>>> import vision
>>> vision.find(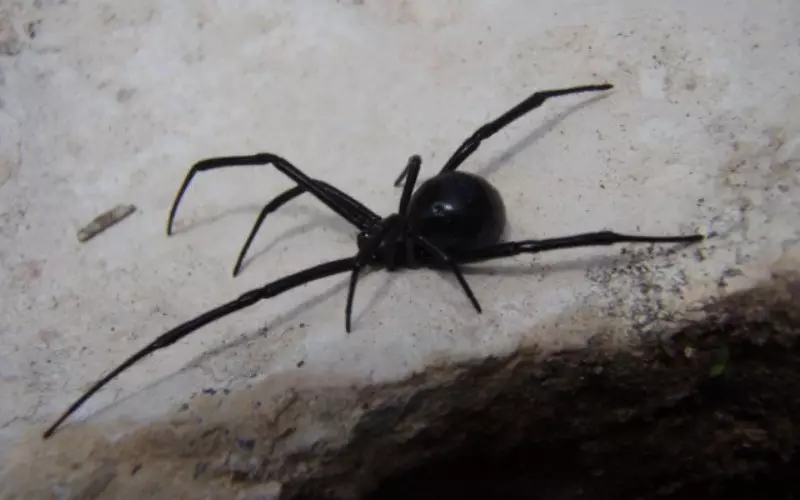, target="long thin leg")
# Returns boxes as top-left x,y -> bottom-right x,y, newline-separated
233,179 -> 381,277
345,215 -> 399,333
306,179 -> 381,229
451,230 -> 705,264
393,84 -> 613,186
233,186 -> 306,277
166,153 -> 367,236
397,156 -> 422,269
42,256 -> 356,439
412,232 -> 482,313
